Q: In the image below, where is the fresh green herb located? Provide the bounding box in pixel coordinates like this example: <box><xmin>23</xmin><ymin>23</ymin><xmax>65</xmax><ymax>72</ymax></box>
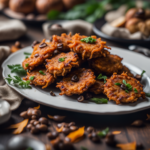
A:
<box><xmin>125</xmin><ymin>90</ymin><xmax>129</xmax><ymax>93</ymax></box>
<box><xmin>90</xmin><ymin>98</ymin><xmax>108</xmax><ymax>104</ymax></box>
<box><xmin>134</xmin><ymin>88</ymin><xmax>138</xmax><ymax>94</ymax></box>
<box><xmin>145</xmin><ymin>93</ymin><xmax>150</xmax><ymax>97</ymax></box>
<box><xmin>25</xmin><ymin>56</ymin><xmax>29</xmax><ymax>59</ymax></box>
<box><xmin>122</xmin><ymin>80</ymin><xmax>132</xmax><ymax>91</ymax></box>
<box><xmin>115</xmin><ymin>83</ymin><xmax>121</xmax><ymax>86</ymax></box>
<box><xmin>81</xmin><ymin>36</ymin><xmax>96</xmax><ymax>43</ymax></box>
<box><xmin>7</xmin><ymin>64</ymin><xmax>27</xmax><ymax>76</ymax></box>
<box><xmin>26</xmin><ymin>147</ymin><xmax>34</xmax><ymax>150</ymax></box>
<box><xmin>81</xmin><ymin>147</ymin><xmax>88</xmax><ymax>150</ymax></box>
<box><xmin>5</xmin><ymin>74</ymin><xmax>31</xmax><ymax>89</ymax></box>
<box><xmin>39</xmin><ymin>70</ymin><xmax>46</xmax><ymax>75</ymax></box>
<box><xmin>141</xmin><ymin>70</ymin><xmax>146</xmax><ymax>77</ymax></box>
<box><xmin>97</xmin><ymin>127</ymin><xmax>109</xmax><ymax>138</ymax></box>
<box><xmin>29</xmin><ymin>76</ymin><xmax>35</xmax><ymax>81</ymax></box>
<box><xmin>58</xmin><ymin>57</ymin><xmax>67</xmax><ymax>62</ymax></box>
<box><xmin>97</xmin><ymin>74</ymin><xmax>107</xmax><ymax>83</ymax></box>
<box><xmin>25</xmin><ymin>63</ymin><xmax>29</xmax><ymax>67</ymax></box>
<box><xmin>24</xmin><ymin>52</ymin><xmax>31</xmax><ymax>55</ymax></box>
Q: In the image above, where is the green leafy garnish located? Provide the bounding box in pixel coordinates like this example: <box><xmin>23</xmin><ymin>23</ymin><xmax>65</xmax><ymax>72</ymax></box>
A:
<box><xmin>141</xmin><ymin>70</ymin><xmax>146</xmax><ymax>77</ymax></box>
<box><xmin>26</xmin><ymin>147</ymin><xmax>34</xmax><ymax>150</ymax></box>
<box><xmin>39</xmin><ymin>70</ymin><xmax>46</xmax><ymax>75</ymax></box>
<box><xmin>81</xmin><ymin>36</ymin><xmax>96</xmax><ymax>43</ymax></box>
<box><xmin>145</xmin><ymin>93</ymin><xmax>150</xmax><ymax>97</ymax></box>
<box><xmin>25</xmin><ymin>56</ymin><xmax>29</xmax><ymax>59</ymax></box>
<box><xmin>115</xmin><ymin>83</ymin><xmax>121</xmax><ymax>86</ymax></box>
<box><xmin>97</xmin><ymin>127</ymin><xmax>109</xmax><ymax>138</ymax></box>
<box><xmin>90</xmin><ymin>98</ymin><xmax>108</xmax><ymax>104</ymax></box>
<box><xmin>97</xmin><ymin>74</ymin><xmax>107</xmax><ymax>83</ymax></box>
<box><xmin>29</xmin><ymin>76</ymin><xmax>35</xmax><ymax>81</ymax></box>
<box><xmin>58</xmin><ymin>57</ymin><xmax>67</xmax><ymax>62</ymax></box>
<box><xmin>122</xmin><ymin>80</ymin><xmax>132</xmax><ymax>91</ymax></box>
<box><xmin>122</xmin><ymin>79</ymin><xmax>127</xmax><ymax>85</ymax></box>
<box><xmin>24</xmin><ymin>52</ymin><xmax>31</xmax><ymax>55</ymax></box>
<box><xmin>125</xmin><ymin>90</ymin><xmax>129</xmax><ymax>93</ymax></box>
<box><xmin>5</xmin><ymin>74</ymin><xmax>31</xmax><ymax>89</ymax></box>
<box><xmin>81</xmin><ymin>147</ymin><xmax>88</xmax><ymax>150</ymax></box>
<box><xmin>134</xmin><ymin>88</ymin><xmax>138</xmax><ymax>94</ymax></box>
<box><xmin>25</xmin><ymin>63</ymin><xmax>29</xmax><ymax>67</ymax></box>
<box><xmin>7</xmin><ymin>64</ymin><xmax>27</xmax><ymax>76</ymax></box>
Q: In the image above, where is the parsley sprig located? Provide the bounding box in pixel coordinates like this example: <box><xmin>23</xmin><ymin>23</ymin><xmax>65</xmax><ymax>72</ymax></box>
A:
<box><xmin>5</xmin><ymin>74</ymin><xmax>31</xmax><ymax>89</ymax></box>
<box><xmin>122</xmin><ymin>80</ymin><xmax>132</xmax><ymax>93</ymax></box>
<box><xmin>141</xmin><ymin>70</ymin><xmax>146</xmax><ymax>77</ymax></box>
<box><xmin>97</xmin><ymin>74</ymin><xmax>107</xmax><ymax>83</ymax></box>
<box><xmin>134</xmin><ymin>88</ymin><xmax>138</xmax><ymax>93</ymax></box>
<box><xmin>81</xmin><ymin>36</ymin><xmax>96</xmax><ymax>43</ymax></box>
<box><xmin>7</xmin><ymin>64</ymin><xmax>27</xmax><ymax>76</ymax></box>
<box><xmin>39</xmin><ymin>70</ymin><xmax>46</xmax><ymax>75</ymax></box>
<box><xmin>90</xmin><ymin>98</ymin><xmax>108</xmax><ymax>104</ymax></box>
<box><xmin>58</xmin><ymin>57</ymin><xmax>67</xmax><ymax>62</ymax></box>
<box><xmin>97</xmin><ymin>127</ymin><xmax>109</xmax><ymax>138</ymax></box>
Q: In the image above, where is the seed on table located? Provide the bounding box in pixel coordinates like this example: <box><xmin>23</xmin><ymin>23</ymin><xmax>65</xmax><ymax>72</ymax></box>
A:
<box><xmin>57</xmin><ymin>43</ymin><xmax>63</xmax><ymax>50</ymax></box>
<box><xmin>87</xmin><ymin>126</ymin><xmax>95</xmax><ymax>133</ymax></box>
<box><xmin>91</xmin><ymin>132</ymin><xmax>99</xmax><ymax>142</ymax></box>
<box><xmin>39</xmin><ymin>117</ymin><xmax>48</xmax><ymax>124</ymax></box>
<box><xmin>20</xmin><ymin>111</ymin><xmax>28</xmax><ymax>118</ymax></box>
<box><xmin>62</xmin><ymin>127</ymin><xmax>70</xmax><ymax>135</ymax></box>
<box><xmin>57</xmin><ymin>123</ymin><xmax>63</xmax><ymax>128</ymax></box>
<box><xmin>71</xmin><ymin>75</ymin><xmax>79</xmax><ymax>82</ymax></box>
<box><xmin>30</xmin><ymin>126</ymin><xmax>39</xmax><ymax>134</ymax></box>
<box><xmin>31</xmin><ymin>115</ymin><xmax>37</xmax><ymax>120</ymax></box>
<box><xmin>70</xmin><ymin>126</ymin><xmax>78</xmax><ymax>131</ymax></box>
<box><xmin>64</xmin><ymin>137</ymin><xmax>71</xmax><ymax>143</ymax></box>
<box><xmin>131</xmin><ymin>120</ymin><xmax>144</xmax><ymax>127</ymax></box>
<box><xmin>68</xmin><ymin>122</ymin><xmax>75</xmax><ymax>127</ymax></box>
<box><xmin>53</xmin><ymin>115</ymin><xmax>65</xmax><ymax>122</ymax></box>
<box><xmin>47</xmin><ymin>131</ymin><xmax>58</xmax><ymax>139</ymax></box>
<box><xmin>120</xmin><ymin>84</ymin><xmax>127</xmax><ymax>90</ymax></box>
<box><xmin>39</xmin><ymin>43</ymin><xmax>47</xmax><ymax>48</ymax></box>
<box><xmin>50</xmin><ymin>91</ymin><xmax>56</xmax><ymax>96</ymax></box>
<box><xmin>33</xmin><ymin>121</ymin><xmax>40</xmax><ymax>126</ymax></box>
<box><xmin>30</xmin><ymin>120</ymin><xmax>35</xmax><ymax>125</ymax></box>
<box><xmin>32</xmin><ymin>109</ymin><xmax>41</xmax><ymax>117</ymax></box>
<box><xmin>36</xmin><ymin>124</ymin><xmax>48</xmax><ymax>131</ymax></box>
<box><xmin>77</xmin><ymin>96</ymin><xmax>84</xmax><ymax>102</ymax></box>
<box><xmin>27</xmin><ymin>108</ymin><xmax>34</xmax><ymax>117</ymax></box>
<box><xmin>27</xmin><ymin>124</ymin><xmax>32</xmax><ymax>129</ymax></box>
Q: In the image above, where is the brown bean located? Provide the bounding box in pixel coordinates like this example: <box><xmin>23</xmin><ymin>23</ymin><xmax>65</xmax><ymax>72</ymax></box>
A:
<box><xmin>53</xmin><ymin>115</ymin><xmax>65</xmax><ymax>122</ymax></box>
<box><xmin>87</xmin><ymin>126</ymin><xmax>95</xmax><ymax>133</ymax></box>
<box><xmin>135</xmin><ymin>74</ymin><xmax>141</xmax><ymax>81</ymax></box>
<box><xmin>30</xmin><ymin>126</ymin><xmax>39</xmax><ymax>134</ymax></box>
<box><xmin>53</xmin><ymin>49</ymin><xmax>60</xmax><ymax>55</ymax></box>
<box><xmin>27</xmin><ymin>108</ymin><xmax>34</xmax><ymax>117</ymax></box>
<box><xmin>39</xmin><ymin>43</ymin><xmax>47</xmax><ymax>48</ymax></box>
<box><xmin>20</xmin><ymin>111</ymin><xmax>28</xmax><ymax>119</ymax></box>
<box><xmin>90</xmin><ymin>132</ymin><xmax>99</xmax><ymax>142</ymax></box>
<box><xmin>36</xmin><ymin>124</ymin><xmax>48</xmax><ymax>131</ymax></box>
<box><xmin>131</xmin><ymin>120</ymin><xmax>144</xmax><ymax>127</ymax></box>
<box><xmin>68</xmin><ymin>122</ymin><xmax>75</xmax><ymax>127</ymax></box>
<box><xmin>120</xmin><ymin>84</ymin><xmax>127</xmax><ymax>90</ymax></box>
<box><xmin>34</xmin><ymin>54</ymin><xmax>39</xmax><ymax>58</ymax></box>
<box><xmin>57</xmin><ymin>123</ymin><xmax>63</xmax><ymax>128</ymax></box>
<box><xmin>47</xmin><ymin>131</ymin><xmax>58</xmax><ymax>139</ymax></box>
<box><xmin>50</xmin><ymin>91</ymin><xmax>56</xmax><ymax>96</ymax></box>
<box><xmin>31</xmin><ymin>115</ymin><xmax>37</xmax><ymax>120</ymax></box>
<box><xmin>77</xmin><ymin>96</ymin><xmax>84</xmax><ymax>102</ymax></box>
<box><xmin>32</xmin><ymin>109</ymin><xmax>41</xmax><ymax>117</ymax></box>
<box><xmin>27</xmin><ymin>124</ymin><xmax>32</xmax><ymax>129</ymax></box>
<box><xmin>57</xmin><ymin>43</ymin><xmax>63</xmax><ymax>50</ymax></box>
<box><xmin>70</xmin><ymin>126</ymin><xmax>78</xmax><ymax>131</ymax></box>
<box><xmin>33</xmin><ymin>121</ymin><xmax>40</xmax><ymax>126</ymax></box>
<box><xmin>39</xmin><ymin>117</ymin><xmax>48</xmax><ymax>125</ymax></box>
<box><xmin>30</xmin><ymin>120</ymin><xmax>35</xmax><ymax>125</ymax></box>
<box><xmin>71</xmin><ymin>75</ymin><xmax>79</xmax><ymax>82</ymax></box>
<box><xmin>62</xmin><ymin>127</ymin><xmax>70</xmax><ymax>135</ymax></box>
<box><xmin>32</xmin><ymin>41</ymin><xmax>40</xmax><ymax>48</ymax></box>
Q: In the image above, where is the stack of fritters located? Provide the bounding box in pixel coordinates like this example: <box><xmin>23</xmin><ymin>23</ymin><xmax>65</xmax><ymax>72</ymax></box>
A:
<box><xmin>22</xmin><ymin>33</ymin><xmax>145</xmax><ymax>104</ymax></box>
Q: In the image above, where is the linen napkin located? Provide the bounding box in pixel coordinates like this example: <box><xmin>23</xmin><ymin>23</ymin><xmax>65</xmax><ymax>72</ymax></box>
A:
<box><xmin>0</xmin><ymin>46</ymin><xmax>23</xmax><ymax>111</ymax></box>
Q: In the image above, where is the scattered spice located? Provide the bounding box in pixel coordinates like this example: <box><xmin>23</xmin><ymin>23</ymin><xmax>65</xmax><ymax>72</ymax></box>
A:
<box><xmin>47</xmin><ymin>114</ymin><xmax>66</xmax><ymax>122</ymax></box>
<box><xmin>67</xmin><ymin>126</ymin><xmax>85</xmax><ymax>143</ymax></box>
<box><xmin>112</xmin><ymin>131</ymin><xmax>121</xmax><ymax>135</ymax></box>
<box><xmin>131</xmin><ymin>120</ymin><xmax>144</xmax><ymax>127</ymax></box>
<box><xmin>116</xmin><ymin>141</ymin><xmax>136</xmax><ymax>150</ymax></box>
<box><xmin>7</xmin><ymin>119</ymin><xmax>29</xmax><ymax>134</ymax></box>
<box><xmin>34</xmin><ymin>104</ymin><xmax>40</xmax><ymax>109</ymax></box>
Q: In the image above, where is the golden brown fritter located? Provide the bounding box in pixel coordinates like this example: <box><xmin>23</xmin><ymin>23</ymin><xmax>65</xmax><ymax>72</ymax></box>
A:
<box><xmin>118</xmin><ymin>65</ymin><xmax>134</xmax><ymax>77</ymax></box>
<box><xmin>90</xmin><ymin>54</ymin><xmax>123</xmax><ymax>75</ymax></box>
<box><xmin>89</xmin><ymin>80</ymin><xmax>104</xmax><ymax>94</ymax></box>
<box><xmin>56</xmin><ymin>68</ymin><xmax>96</xmax><ymax>96</ymax></box>
<box><xmin>104</xmin><ymin>73</ymin><xmax>145</xmax><ymax>104</ymax></box>
<box><xmin>22</xmin><ymin>39</ymin><xmax>56</xmax><ymax>71</ymax></box>
<box><xmin>23</xmin><ymin>67</ymin><xmax>55</xmax><ymax>89</ymax></box>
<box><xmin>68</xmin><ymin>33</ymin><xmax>111</xmax><ymax>60</ymax></box>
<box><xmin>46</xmin><ymin>52</ymin><xmax>80</xmax><ymax>78</ymax></box>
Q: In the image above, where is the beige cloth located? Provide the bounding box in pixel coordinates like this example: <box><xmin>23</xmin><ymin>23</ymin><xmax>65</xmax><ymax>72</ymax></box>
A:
<box><xmin>0</xmin><ymin>46</ymin><xmax>23</xmax><ymax>110</ymax></box>
<box><xmin>43</xmin><ymin>20</ymin><xmax>93</xmax><ymax>39</ymax></box>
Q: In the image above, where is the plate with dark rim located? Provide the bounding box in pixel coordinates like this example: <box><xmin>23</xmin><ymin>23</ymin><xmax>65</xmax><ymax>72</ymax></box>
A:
<box><xmin>93</xmin><ymin>17</ymin><xmax>150</xmax><ymax>44</ymax></box>
<box><xmin>2</xmin><ymin>46</ymin><xmax>150</xmax><ymax>115</ymax></box>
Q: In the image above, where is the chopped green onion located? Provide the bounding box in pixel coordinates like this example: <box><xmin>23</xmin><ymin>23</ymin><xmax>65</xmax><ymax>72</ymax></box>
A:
<box><xmin>25</xmin><ymin>63</ymin><xmax>29</xmax><ymax>67</ymax></box>
<box><xmin>134</xmin><ymin>88</ymin><xmax>138</xmax><ymax>93</ymax></box>
<box><xmin>39</xmin><ymin>70</ymin><xmax>46</xmax><ymax>75</ymax></box>
<box><xmin>29</xmin><ymin>76</ymin><xmax>35</xmax><ymax>81</ymax></box>
<box><xmin>81</xmin><ymin>36</ymin><xmax>96</xmax><ymax>43</ymax></box>
<box><xmin>58</xmin><ymin>57</ymin><xmax>67</xmax><ymax>62</ymax></box>
<box><xmin>90</xmin><ymin>98</ymin><xmax>108</xmax><ymax>104</ymax></box>
<box><xmin>115</xmin><ymin>83</ymin><xmax>121</xmax><ymax>86</ymax></box>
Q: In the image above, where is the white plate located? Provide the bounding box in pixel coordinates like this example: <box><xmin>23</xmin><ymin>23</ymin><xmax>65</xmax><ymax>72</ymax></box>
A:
<box><xmin>2</xmin><ymin>46</ymin><xmax>150</xmax><ymax>115</ymax></box>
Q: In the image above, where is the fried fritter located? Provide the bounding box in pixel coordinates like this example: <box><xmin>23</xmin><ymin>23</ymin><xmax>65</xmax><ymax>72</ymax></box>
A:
<box><xmin>89</xmin><ymin>80</ymin><xmax>104</xmax><ymax>94</ymax></box>
<box><xmin>22</xmin><ymin>39</ymin><xmax>56</xmax><ymax>70</ymax></box>
<box><xmin>104</xmin><ymin>73</ymin><xmax>145</xmax><ymax>104</ymax></box>
<box><xmin>56</xmin><ymin>68</ymin><xmax>96</xmax><ymax>96</ymax></box>
<box><xmin>118</xmin><ymin>65</ymin><xmax>134</xmax><ymax>77</ymax></box>
<box><xmin>23</xmin><ymin>67</ymin><xmax>55</xmax><ymax>89</ymax></box>
<box><xmin>46</xmin><ymin>52</ymin><xmax>80</xmax><ymax>78</ymax></box>
<box><xmin>90</xmin><ymin>54</ymin><xmax>123</xmax><ymax>75</ymax></box>
<box><xmin>68</xmin><ymin>33</ymin><xmax>111</xmax><ymax>60</ymax></box>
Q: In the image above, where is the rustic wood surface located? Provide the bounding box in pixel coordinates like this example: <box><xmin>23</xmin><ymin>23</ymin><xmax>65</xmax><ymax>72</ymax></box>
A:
<box><xmin>0</xmin><ymin>14</ymin><xmax>150</xmax><ymax>150</ymax></box>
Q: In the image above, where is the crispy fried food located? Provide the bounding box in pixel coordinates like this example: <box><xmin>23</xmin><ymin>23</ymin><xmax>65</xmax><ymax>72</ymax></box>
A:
<box><xmin>23</xmin><ymin>67</ymin><xmax>55</xmax><ymax>89</ymax></box>
<box><xmin>89</xmin><ymin>80</ymin><xmax>104</xmax><ymax>94</ymax></box>
<box><xmin>22</xmin><ymin>39</ymin><xmax>56</xmax><ymax>70</ymax></box>
<box><xmin>104</xmin><ymin>73</ymin><xmax>145</xmax><ymax>104</ymax></box>
<box><xmin>118</xmin><ymin>65</ymin><xmax>134</xmax><ymax>77</ymax></box>
<box><xmin>51</xmin><ymin>33</ymin><xmax>72</xmax><ymax>52</ymax></box>
<box><xmin>90</xmin><ymin>54</ymin><xmax>123</xmax><ymax>75</ymax></box>
<box><xmin>46</xmin><ymin>52</ymin><xmax>80</xmax><ymax>78</ymax></box>
<box><xmin>68</xmin><ymin>33</ymin><xmax>111</xmax><ymax>60</ymax></box>
<box><xmin>56</xmin><ymin>68</ymin><xmax>96</xmax><ymax>96</ymax></box>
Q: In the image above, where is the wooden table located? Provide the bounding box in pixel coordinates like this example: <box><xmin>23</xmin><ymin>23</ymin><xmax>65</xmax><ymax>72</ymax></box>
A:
<box><xmin>0</xmin><ymin>14</ymin><xmax>150</xmax><ymax>150</ymax></box>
